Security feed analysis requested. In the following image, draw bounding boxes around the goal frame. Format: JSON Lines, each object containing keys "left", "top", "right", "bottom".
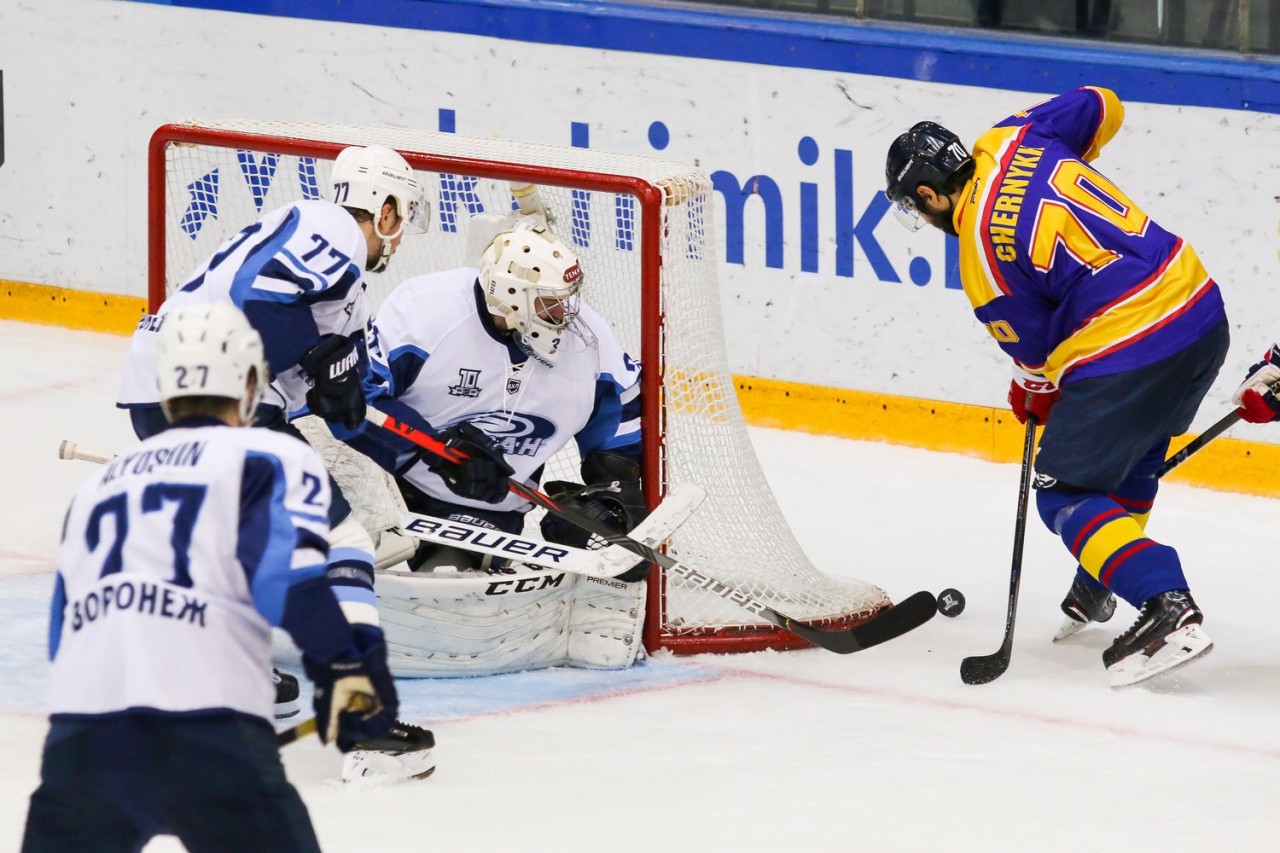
{"left": 147, "top": 123, "right": 869, "bottom": 656}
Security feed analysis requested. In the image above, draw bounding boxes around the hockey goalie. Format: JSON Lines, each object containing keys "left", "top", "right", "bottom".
{"left": 345, "top": 213, "right": 688, "bottom": 676}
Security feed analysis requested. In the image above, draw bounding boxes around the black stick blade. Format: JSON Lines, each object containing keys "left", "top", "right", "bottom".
{"left": 793, "top": 591, "right": 938, "bottom": 654}
{"left": 960, "top": 650, "right": 1011, "bottom": 685}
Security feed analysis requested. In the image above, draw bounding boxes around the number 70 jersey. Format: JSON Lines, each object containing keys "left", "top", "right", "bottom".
{"left": 952, "top": 86, "right": 1225, "bottom": 386}
{"left": 47, "top": 424, "right": 331, "bottom": 722}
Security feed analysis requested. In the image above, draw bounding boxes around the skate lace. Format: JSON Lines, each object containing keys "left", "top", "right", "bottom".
{"left": 1115, "top": 600, "right": 1157, "bottom": 643}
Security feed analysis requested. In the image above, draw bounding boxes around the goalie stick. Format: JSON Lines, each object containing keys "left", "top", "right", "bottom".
{"left": 366, "top": 406, "right": 939, "bottom": 654}
{"left": 394, "top": 481, "right": 705, "bottom": 579}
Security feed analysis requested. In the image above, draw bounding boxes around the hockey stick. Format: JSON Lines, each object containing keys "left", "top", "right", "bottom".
{"left": 366, "top": 405, "right": 938, "bottom": 653}
{"left": 1156, "top": 410, "right": 1242, "bottom": 478}
{"left": 57, "top": 440, "right": 114, "bottom": 465}
{"left": 960, "top": 412, "right": 1038, "bottom": 685}
{"left": 395, "top": 482, "right": 705, "bottom": 579}
{"left": 277, "top": 716, "right": 317, "bottom": 747}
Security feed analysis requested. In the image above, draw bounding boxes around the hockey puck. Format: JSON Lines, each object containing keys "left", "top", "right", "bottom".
{"left": 937, "top": 588, "right": 966, "bottom": 617}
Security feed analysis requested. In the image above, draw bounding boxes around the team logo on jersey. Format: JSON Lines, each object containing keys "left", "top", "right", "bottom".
{"left": 453, "top": 411, "right": 558, "bottom": 458}
{"left": 448, "top": 368, "right": 482, "bottom": 398}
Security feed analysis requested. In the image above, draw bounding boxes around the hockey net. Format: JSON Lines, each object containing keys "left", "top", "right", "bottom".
{"left": 148, "top": 120, "right": 891, "bottom": 654}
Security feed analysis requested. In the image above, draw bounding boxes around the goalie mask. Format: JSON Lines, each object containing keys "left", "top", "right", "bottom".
{"left": 331, "top": 144, "right": 430, "bottom": 272}
{"left": 884, "top": 121, "right": 972, "bottom": 232}
{"left": 480, "top": 221, "right": 583, "bottom": 363}
{"left": 156, "top": 302, "right": 267, "bottom": 425}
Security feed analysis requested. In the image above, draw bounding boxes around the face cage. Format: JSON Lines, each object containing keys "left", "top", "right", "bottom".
{"left": 517, "top": 284, "right": 582, "bottom": 360}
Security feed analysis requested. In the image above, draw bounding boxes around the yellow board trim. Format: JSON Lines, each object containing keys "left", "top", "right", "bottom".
{"left": 1, "top": 280, "right": 147, "bottom": 335}
{"left": 3, "top": 279, "right": 1275, "bottom": 499}
{"left": 737, "top": 375, "right": 1280, "bottom": 500}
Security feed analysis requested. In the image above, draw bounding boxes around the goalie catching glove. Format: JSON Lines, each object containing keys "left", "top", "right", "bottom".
{"left": 302, "top": 625, "right": 399, "bottom": 752}
{"left": 1233, "top": 344, "right": 1280, "bottom": 424}
{"left": 300, "top": 334, "right": 366, "bottom": 430}
{"left": 541, "top": 451, "right": 651, "bottom": 582}
{"left": 429, "top": 422, "right": 515, "bottom": 504}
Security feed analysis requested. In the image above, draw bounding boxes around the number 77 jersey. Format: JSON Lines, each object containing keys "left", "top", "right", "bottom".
{"left": 952, "top": 85, "right": 1226, "bottom": 386}
{"left": 47, "top": 424, "right": 332, "bottom": 722}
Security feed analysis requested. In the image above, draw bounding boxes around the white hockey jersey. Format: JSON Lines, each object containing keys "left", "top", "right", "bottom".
{"left": 48, "top": 422, "right": 331, "bottom": 722}
{"left": 366, "top": 267, "right": 642, "bottom": 513}
{"left": 116, "top": 200, "right": 372, "bottom": 418}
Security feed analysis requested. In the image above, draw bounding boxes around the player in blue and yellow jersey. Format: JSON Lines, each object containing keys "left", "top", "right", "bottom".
{"left": 885, "top": 86, "right": 1227, "bottom": 687}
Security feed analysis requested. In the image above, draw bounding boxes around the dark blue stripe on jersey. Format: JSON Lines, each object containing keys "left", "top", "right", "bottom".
{"left": 229, "top": 208, "right": 299, "bottom": 306}
{"left": 297, "top": 527, "right": 328, "bottom": 555}
{"left": 48, "top": 573, "right": 67, "bottom": 660}
{"left": 575, "top": 377, "right": 641, "bottom": 456}
{"left": 239, "top": 452, "right": 326, "bottom": 625}
{"left": 376, "top": 343, "right": 429, "bottom": 399}
{"left": 242, "top": 301, "right": 322, "bottom": 375}
{"left": 279, "top": 574, "right": 356, "bottom": 665}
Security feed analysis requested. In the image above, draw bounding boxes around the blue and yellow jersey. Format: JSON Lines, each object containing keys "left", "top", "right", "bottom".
{"left": 951, "top": 86, "right": 1225, "bottom": 385}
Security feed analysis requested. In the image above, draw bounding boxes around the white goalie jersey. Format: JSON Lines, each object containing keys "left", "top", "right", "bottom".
{"left": 47, "top": 424, "right": 331, "bottom": 722}
{"left": 365, "top": 266, "right": 642, "bottom": 510}
{"left": 116, "top": 200, "right": 372, "bottom": 419}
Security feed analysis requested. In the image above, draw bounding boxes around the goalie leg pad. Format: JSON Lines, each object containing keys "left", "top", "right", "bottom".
{"left": 565, "top": 575, "right": 647, "bottom": 669}
{"left": 376, "top": 564, "right": 645, "bottom": 676}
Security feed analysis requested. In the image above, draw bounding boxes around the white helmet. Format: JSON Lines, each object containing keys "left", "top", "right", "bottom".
{"left": 157, "top": 302, "right": 267, "bottom": 425}
{"left": 331, "top": 144, "right": 429, "bottom": 272}
{"left": 480, "top": 221, "right": 583, "bottom": 363}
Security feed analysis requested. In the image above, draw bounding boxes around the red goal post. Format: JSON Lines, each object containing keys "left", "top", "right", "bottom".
{"left": 148, "top": 120, "right": 890, "bottom": 654}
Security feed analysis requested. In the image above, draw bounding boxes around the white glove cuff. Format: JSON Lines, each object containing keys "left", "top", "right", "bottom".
{"left": 1232, "top": 363, "right": 1280, "bottom": 405}
{"left": 1011, "top": 364, "right": 1057, "bottom": 394}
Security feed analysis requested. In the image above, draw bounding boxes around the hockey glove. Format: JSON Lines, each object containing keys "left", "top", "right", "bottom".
{"left": 430, "top": 422, "right": 515, "bottom": 504}
{"left": 1232, "top": 344, "right": 1280, "bottom": 424}
{"left": 1008, "top": 365, "right": 1059, "bottom": 425}
{"left": 300, "top": 334, "right": 366, "bottom": 431}
{"left": 541, "top": 473, "right": 651, "bottom": 582}
{"left": 303, "top": 625, "right": 398, "bottom": 753}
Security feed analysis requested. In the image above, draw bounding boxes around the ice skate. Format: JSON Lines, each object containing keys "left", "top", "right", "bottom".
{"left": 1103, "top": 590, "right": 1213, "bottom": 688}
{"left": 272, "top": 669, "right": 301, "bottom": 721}
{"left": 1054, "top": 573, "right": 1117, "bottom": 641}
{"left": 342, "top": 721, "right": 436, "bottom": 783}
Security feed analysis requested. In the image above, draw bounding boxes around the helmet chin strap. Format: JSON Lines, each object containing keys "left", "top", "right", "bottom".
{"left": 367, "top": 212, "right": 406, "bottom": 273}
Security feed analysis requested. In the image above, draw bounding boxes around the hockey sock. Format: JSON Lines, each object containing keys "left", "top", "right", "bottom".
{"left": 1039, "top": 490, "right": 1187, "bottom": 608}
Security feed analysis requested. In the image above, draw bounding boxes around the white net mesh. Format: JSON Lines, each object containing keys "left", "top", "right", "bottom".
{"left": 153, "top": 120, "right": 889, "bottom": 652}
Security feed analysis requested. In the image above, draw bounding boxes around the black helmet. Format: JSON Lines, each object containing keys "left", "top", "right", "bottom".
{"left": 884, "top": 121, "right": 972, "bottom": 206}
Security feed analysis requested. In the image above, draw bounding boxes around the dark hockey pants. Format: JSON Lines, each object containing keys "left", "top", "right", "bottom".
{"left": 21, "top": 714, "right": 321, "bottom": 853}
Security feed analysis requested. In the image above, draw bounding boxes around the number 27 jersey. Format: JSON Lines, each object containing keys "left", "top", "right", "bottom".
{"left": 47, "top": 423, "right": 331, "bottom": 722}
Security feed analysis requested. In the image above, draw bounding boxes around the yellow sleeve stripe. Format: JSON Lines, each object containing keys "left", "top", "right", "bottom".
{"left": 1043, "top": 240, "right": 1214, "bottom": 384}
{"left": 1079, "top": 87, "right": 1125, "bottom": 163}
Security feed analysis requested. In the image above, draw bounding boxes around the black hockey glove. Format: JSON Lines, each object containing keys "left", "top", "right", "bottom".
{"left": 302, "top": 625, "right": 398, "bottom": 753}
{"left": 430, "top": 422, "right": 515, "bottom": 504}
{"left": 300, "top": 334, "right": 366, "bottom": 430}
{"left": 541, "top": 461, "right": 650, "bottom": 582}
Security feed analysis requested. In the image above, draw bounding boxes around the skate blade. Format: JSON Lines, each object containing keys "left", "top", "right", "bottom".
{"left": 1107, "top": 625, "right": 1214, "bottom": 689}
{"left": 341, "top": 747, "right": 437, "bottom": 784}
{"left": 1053, "top": 613, "right": 1089, "bottom": 642}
